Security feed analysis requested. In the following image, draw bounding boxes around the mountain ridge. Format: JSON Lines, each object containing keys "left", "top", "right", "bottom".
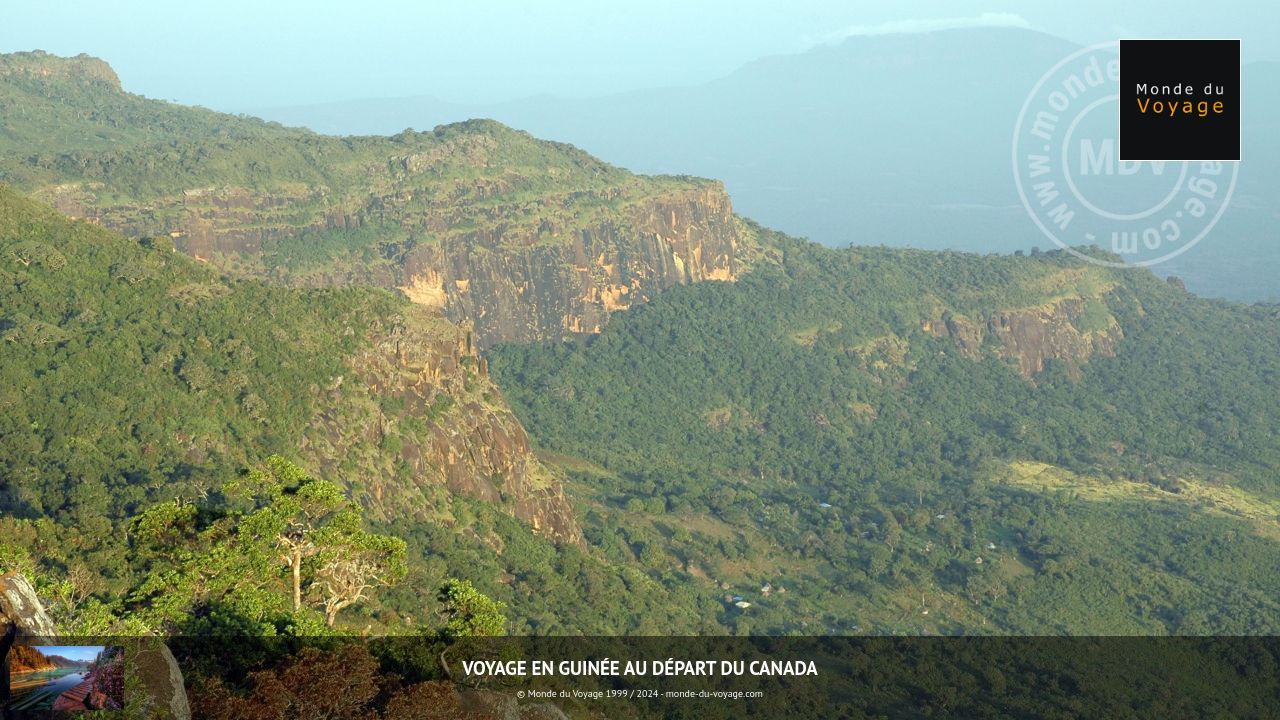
{"left": 7, "top": 644, "right": 87, "bottom": 673}
{"left": 0, "top": 183, "right": 579, "bottom": 544}
{"left": 0, "top": 52, "right": 749, "bottom": 347}
{"left": 0, "top": 50, "right": 120, "bottom": 90}
{"left": 2, "top": 40, "right": 1279, "bottom": 638}
{"left": 249, "top": 27, "right": 1279, "bottom": 303}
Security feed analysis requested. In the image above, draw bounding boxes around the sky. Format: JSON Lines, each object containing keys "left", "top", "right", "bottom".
{"left": 34, "top": 645, "right": 105, "bottom": 663}
{"left": 1, "top": 1, "right": 1276, "bottom": 110}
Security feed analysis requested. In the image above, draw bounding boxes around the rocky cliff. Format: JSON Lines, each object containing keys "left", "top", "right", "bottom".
{"left": 0, "top": 573, "right": 57, "bottom": 638}
{"left": 0, "top": 184, "right": 581, "bottom": 552}
{"left": 37, "top": 145, "right": 744, "bottom": 348}
{"left": 1, "top": 54, "right": 748, "bottom": 348}
{"left": 923, "top": 294, "right": 1123, "bottom": 379}
{"left": 397, "top": 182, "right": 740, "bottom": 345}
{"left": 301, "top": 305, "right": 581, "bottom": 543}
{"left": 0, "top": 50, "right": 120, "bottom": 89}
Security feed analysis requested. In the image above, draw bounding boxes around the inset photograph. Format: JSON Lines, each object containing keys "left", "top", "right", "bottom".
{"left": 4, "top": 645, "right": 124, "bottom": 718}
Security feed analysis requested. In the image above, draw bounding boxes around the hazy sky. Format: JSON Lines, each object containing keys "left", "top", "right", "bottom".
{"left": 1, "top": 1, "right": 1275, "bottom": 109}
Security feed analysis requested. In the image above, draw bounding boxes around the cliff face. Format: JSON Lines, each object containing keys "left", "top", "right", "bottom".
{"left": 0, "top": 573, "right": 57, "bottom": 638}
{"left": 0, "top": 184, "right": 580, "bottom": 553}
{"left": 400, "top": 184, "right": 740, "bottom": 345}
{"left": 4, "top": 54, "right": 749, "bottom": 348}
{"left": 0, "top": 50, "right": 121, "bottom": 89}
{"left": 924, "top": 295, "right": 1122, "bottom": 379}
{"left": 41, "top": 176, "right": 742, "bottom": 348}
{"left": 300, "top": 306, "right": 582, "bottom": 544}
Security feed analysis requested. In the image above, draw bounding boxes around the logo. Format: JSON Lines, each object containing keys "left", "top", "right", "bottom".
{"left": 1119, "top": 39, "right": 1240, "bottom": 161}
{"left": 1012, "top": 42, "right": 1238, "bottom": 268}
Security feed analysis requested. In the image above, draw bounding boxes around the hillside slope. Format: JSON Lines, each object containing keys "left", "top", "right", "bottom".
{"left": 1, "top": 185, "right": 751, "bottom": 633}
{"left": 491, "top": 227, "right": 1280, "bottom": 634}
{"left": 9, "top": 645, "right": 57, "bottom": 673}
{"left": 0, "top": 182, "right": 573, "bottom": 549}
{"left": 0, "top": 51, "right": 747, "bottom": 347}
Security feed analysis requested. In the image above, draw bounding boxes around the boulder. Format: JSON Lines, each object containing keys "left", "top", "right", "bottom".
{"left": 459, "top": 688, "right": 520, "bottom": 720}
{"left": 131, "top": 641, "right": 191, "bottom": 720}
{"left": 0, "top": 573, "right": 56, "bottom": 637}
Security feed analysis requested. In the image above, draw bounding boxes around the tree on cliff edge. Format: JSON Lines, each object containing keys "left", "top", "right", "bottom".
{"left": 129, "top": 456, "right": 406, "bottom": 633}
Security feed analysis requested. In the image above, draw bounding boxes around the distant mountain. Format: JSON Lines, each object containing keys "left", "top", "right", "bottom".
{"left": 41, "top": 653, "right": 90, "bottom": 668}
{"left": 257, "top": 28, "right": 1279, "bottom": 303}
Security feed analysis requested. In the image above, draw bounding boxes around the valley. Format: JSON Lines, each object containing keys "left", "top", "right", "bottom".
{"left": 0, "top": 50, "right": 1278, "bottom": 643}
{"left": 491, "top": 227, "right": 1280, "bottom": 634}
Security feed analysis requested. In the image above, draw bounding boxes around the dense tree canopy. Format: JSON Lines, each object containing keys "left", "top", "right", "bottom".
{"left": 491, "top": 227, "right": 1280, "bottom": 634}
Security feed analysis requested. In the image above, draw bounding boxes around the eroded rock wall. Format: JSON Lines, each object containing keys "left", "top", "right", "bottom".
{"left": 300, "top": 307, "right": 582, "bottom": 544}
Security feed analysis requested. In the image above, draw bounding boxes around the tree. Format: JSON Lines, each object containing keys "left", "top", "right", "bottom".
{"left": 437, "top": 579, "right": 506, "bottom": 640}
{"left": 125, "top": 457, "right": 408, "bottom": 633}
{"left": 228, "top": 455, "right": 407, "bottom": 626}
{"left": 192, "top": 645, "right": 382, "bottom": 720}
{"left": 435, "top": 578, "right": 506, "bottom": 679}
{"left": 6, "top": 241, "right": 66, "bottom": 270}
{"left": 243, "top": 456, "right": 347, "bottom": 612}
{"left": 313, "top": 520, "right": 407, "bottom": 627}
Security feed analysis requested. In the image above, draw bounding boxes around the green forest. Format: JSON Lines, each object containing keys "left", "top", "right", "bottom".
{"left": 1, "top": 40, "right": 1279, "bottom": 720}
{"left": 490, "top": 226, "right": 1280, "bottom": 635}
{"left": 0, "top": 186, "right": 722, "bottom": 637}
{"left": 3, "top": 47, "right": 1280, "bottom": 644}
{"left": 0, "top": 50, "right": 703, "bottom": 286}
{"left": 4, "top": 179, "right": 1280, "bottom": 640}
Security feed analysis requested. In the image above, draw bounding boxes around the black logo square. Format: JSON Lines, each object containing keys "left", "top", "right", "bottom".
{"left": 1120, "top": 39, "right": 1240, "bottom": 161}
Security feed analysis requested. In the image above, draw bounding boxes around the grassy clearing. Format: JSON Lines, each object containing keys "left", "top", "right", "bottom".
{"left": 1003, "top": 461, "right": 1280, "bottom": 541}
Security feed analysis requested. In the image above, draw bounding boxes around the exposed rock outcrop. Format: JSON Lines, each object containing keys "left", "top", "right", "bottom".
{"left": 41, "top": 178, "right": 743, "bottom": 348}
{"left": 402, "top": 183, "right": 740, "bottom": 345}
{"left": 922, "top": 314, "right": 984, "bottom": 358}
{"left": 0, "top": 50, "right": 121, "bottom": 89}
{"left": 132, "top": 642, "right": 192, "bottom": 720}
{"left": 925, "top": 295, "right": 1122, "bottom": 379}
{"left": 987, "top": 298, "right": 1120, "bottom": 378}
{"left": 26, "top": 112, "right": 746, "bottom": 348}
{"left": 0, "top": 573, "right": 56, "bottom": 637}
{"left": 301, "top": 306, "right": 582, "bottom": 544}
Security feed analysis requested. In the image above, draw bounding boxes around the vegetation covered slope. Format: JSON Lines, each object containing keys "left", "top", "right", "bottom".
{"left": 0, "top": 51, "right": 746, "bottom": 347}
{"left": 490, "top": 226, "right": 1280, "bottom": 635}
{"left": 0, "top": 186, "right": 726, "bottom": 634}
